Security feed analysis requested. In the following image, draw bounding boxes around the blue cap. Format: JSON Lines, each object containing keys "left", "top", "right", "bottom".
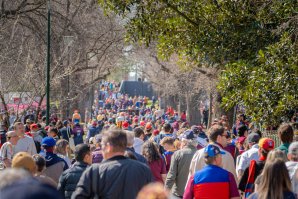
{"left": 63, "top": 120, "right": 68, "bottom": 126}
{"left": 41, "top": 137, "right": 56, "bottom": 147}
{"left": 204, "top": 144, "right": 225, "bottom": 157}
{"left": 179, "top": 130, "right": 195, "bottom": 140}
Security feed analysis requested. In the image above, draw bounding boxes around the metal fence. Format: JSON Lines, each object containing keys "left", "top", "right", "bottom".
{"left": 262, "top": 130, "right": 281, "bottom": 146}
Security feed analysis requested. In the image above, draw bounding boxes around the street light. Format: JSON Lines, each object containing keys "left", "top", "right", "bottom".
{"left": 46, "top": 0, "right": 51, "bottom": 125}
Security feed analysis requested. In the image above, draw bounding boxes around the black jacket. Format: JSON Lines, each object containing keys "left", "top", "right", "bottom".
{"left": 58, "top": 162, "right": 89, "bottom": 199}
{"left": 71, "top": 156, "right": 153, "bottom": 199}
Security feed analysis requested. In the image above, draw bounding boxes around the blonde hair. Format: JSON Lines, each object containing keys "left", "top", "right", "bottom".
{"left": 266, "top": 150, "right": 288, "bottom": 163}
{"left": 257, "top": 159, "right": 292, "bottom": 199}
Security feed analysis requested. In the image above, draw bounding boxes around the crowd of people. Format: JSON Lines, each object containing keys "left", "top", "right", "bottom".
{"left": 0, "top": 81, "right": 297, "bottom": 199}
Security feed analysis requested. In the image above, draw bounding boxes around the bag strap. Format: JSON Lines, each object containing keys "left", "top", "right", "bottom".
{"left": 244, "top": 160, "right": 257, "bottom": 198}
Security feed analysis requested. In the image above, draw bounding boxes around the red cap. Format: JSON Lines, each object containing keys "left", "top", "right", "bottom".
{"left": 30, "top": 124, "right": 38, "bottom": 130}
{"left": 122, "top": 121, "right": 129, "bottom": 129}
{"left": 44, "top": 126, "right": 50, "bottom": 131}
{"left": 259, "top": 138, "right": 275, "bottom": 151}
{"left": 153, "top": 129, "right": 160, "bottom": 136}
{"left": 140, "top": 121, "right": 146, "bottom": 127}
{"left": 145, "top": 122, "right": 152, "bottom": 130}
{"left": 92, "top": 121, "right": 97, "bottom": 126}
{"left": 237, "top": 136, "right": 246, "bottom": 145}
{"left": 133, "top": 117, "right": 139, "bottom": 123}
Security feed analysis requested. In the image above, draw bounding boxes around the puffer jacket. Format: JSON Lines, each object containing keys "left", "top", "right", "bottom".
{"left": 58, "top": 162, "right": 89, "bottom": 199}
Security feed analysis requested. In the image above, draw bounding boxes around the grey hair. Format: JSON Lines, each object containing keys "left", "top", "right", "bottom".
{"left": 0, "top": 168, "right": 31, "bottom": 189}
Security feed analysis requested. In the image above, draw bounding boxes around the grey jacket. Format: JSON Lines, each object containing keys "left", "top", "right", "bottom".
{"left": 165, "top": 144, "right": 197, "bottom": 197}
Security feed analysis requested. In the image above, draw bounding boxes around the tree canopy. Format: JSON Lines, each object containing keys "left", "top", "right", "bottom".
{"left": 99, "top": 0, "right": 298, "bottom": 125}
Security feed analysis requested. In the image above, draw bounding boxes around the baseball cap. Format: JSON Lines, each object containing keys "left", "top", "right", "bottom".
{"left": 122, "top": 121, "right": 129, "bottom": 129}
{"left": 153, "top": 129, "right": 160, "bottom": 136}
{"left": 140, "top": 121, "right": 146, "bottom": 127}
{"left": 62, "top": 120, "right": 68, "bottom": 126}
{"left": 288, "top": 142, "right": 298, "bottom": 156}
{"left": 92, "top": 121, "right": 97, "bottom": 126}
{"left": 179, "top": 130, "right": 195, "bottom": 140}
{"left": 237, "top": 136, "right": 246, "bottom": 145}
{"left": 133, "top": 117, "right": 138, "bottom": 123}
{"left": 247, "top": 133, "right": 260, "bottom": 143}
{"left": 145, "top": 122, "right": 152, "bottom": 130}
{"left": 204, "top": 144, "right": 225, "bottom": 158}
{"left": 12, "top": 152, "right": 36, "bottom": 173}
{"left": 30, "top": 123, "right": 38, "bottom": 130}
{"left": 26, "top": 119, "right": 32, "bottom": 123}
{"left": 41, "top": 137, "right": 56, "bottom": 147}
{"left": 258, "top": 138, "right": 275, "bottom": 151}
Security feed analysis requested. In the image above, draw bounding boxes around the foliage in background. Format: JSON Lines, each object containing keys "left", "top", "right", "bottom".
{"left": 98, "top": 0, "right": 298, "bottom": 125}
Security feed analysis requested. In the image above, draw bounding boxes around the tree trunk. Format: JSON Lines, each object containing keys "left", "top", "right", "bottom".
{"left": 207, "top": 91, "right": 213, "bottom": 128}
{"left": 0, "top": 91, "right": 9, "bottom": 128}
{"left": 35, "top": 94, "right": 46, "bottom": 123}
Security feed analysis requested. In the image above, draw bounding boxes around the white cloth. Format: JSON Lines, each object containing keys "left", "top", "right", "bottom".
{"left": 133, "top": 138, "right": 144, "bottom": 154}
{"left": 14, "top": 135, "right": 37, "bottom": 155}
{"left": 236, "top": 144, "right": 259, "bottom": 176}
{"left": 286, "top": 161, "right": 298, "bottom": 195}
{"left": 188, "top": 143, "right": 237, "bottom": 183}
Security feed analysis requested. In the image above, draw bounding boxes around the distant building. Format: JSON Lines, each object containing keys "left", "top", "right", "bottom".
{"left": 119, "top": 80, "right": 155, "bottom": 98}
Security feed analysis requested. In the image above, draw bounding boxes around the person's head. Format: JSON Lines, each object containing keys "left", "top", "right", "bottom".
{"left": 204, "top": 144, "right": 225, "bottom": 167}
{"left": 266, "top": 150, "right": 288, "bottom": 163}
{"left": 30, "top": 124, "right": 39, "bottom": 132}
{"left": 14, "top": 122, "right": 25, "bottom": 136}
{"left": 26, "top": 119, "right": 32, "bottom": 126}
{"left": 136, "top": 182, "right": 170, "bottom": 199}
{"left": 142, "top": 141, "right": 161, "bottom": 163}
{"left": 278, "top": 123, "right": 294, "bottom": 144}
{"left": 163, "top": 123, "right": 172, "bottom": 133}
{"left": 247, "top": 132, "right": 261, "bottom": 148}
{"left": 160, "top": 137, "right": 175, "bottom": 151}
{"left": 55, "top": 139, "right": 69, "bottom": 155}
{"left": 208, "top": 125, "right": 228, "bottom": 147}
{"left": 258, "top": 138, "right": 275, "bottom": 161}
{"left": 0, "top": 168, "right": 31, "bottom": 189}
{"left": 94, "top": 134, "right": 102, "bottom": 148}
{"left": 134, "top": 127, "right": 145, "bottom": 140}
{"left": 12, "top": 152, "right": 37, "bottom": 174}
{"left": 101, "top": 129, "right": 127, "bottom": 160}
{"left": 237, "top": 114, "right": 245, "bottom": 121}
{"left": 179, "top": 130, "right": 197, "bottom": 149}
{"left": 47, "top": 128, "right": 58, "bottom": 138}
{"left": 63, "top": 120, "right": 68, "bottom": 127}
{"left": 287, "top": 141, "right": 298, "bottom": 161}
{"left": 74, "top": 144, "right": 92, "bottom": 165}
{"left": 32, "top": 154, "right": 46, "bottom": 173}
{"left": 6, "top": 131, "right": 19, "bottom": 145}
{"left": 126, "top": 131, "right": 135, "bottom": 148}
{"left": 237, "top": 125, "right": 248, "bottom": 137}
{"left": 258, "top": 159, "right": 292, "bottom": 199}
{"left": 41, "top": 137, "right": 56, "bottom": 152}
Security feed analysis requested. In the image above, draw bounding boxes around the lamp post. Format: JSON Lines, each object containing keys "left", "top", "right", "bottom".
{"left": 46, "top": 0, "right": 51, "bottom": 125}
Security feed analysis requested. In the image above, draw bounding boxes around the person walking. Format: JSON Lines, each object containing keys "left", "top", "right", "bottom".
{"left": 165, "top": 130, "right": 197, "bottom": 199}
{"left": 42, "top": 137, "right": 69, "bottom": 184}
{"left": 188, "top": 125, "right": 237, "bottom": 181}
{"left": 142, "top": 141, "right": 166, "bottom": 183}
{"left": 14, "top": 122, "right": 37, "bottom": 155}
{"left": 72, "top": 123, "right": 84, "bottom": 146}
{"left": 184, "top": 144, "right": 240, "bottom": 199}
{"left": 72, "top": 129, "right": 152, "bottom": 199}
{"left": 249, "top": 159, "right": 296, "bottom": 199}
{"left": 0, "top": 131, "right": 19, "bottom": 168}
{"left": 58, "top": 144, "right": 92, "bottom": 199}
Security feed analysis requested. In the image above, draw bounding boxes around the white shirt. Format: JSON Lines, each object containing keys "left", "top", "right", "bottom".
{"left": 236, "top": 144, "right": 259, "bottom": 175}
{"left": 133, "top": 138, "right": 144, "bottom": 154}
{"left": 14, "top": 135, "right": 37, "bottom": 155}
